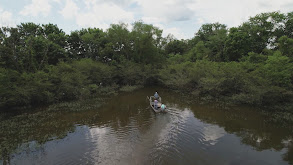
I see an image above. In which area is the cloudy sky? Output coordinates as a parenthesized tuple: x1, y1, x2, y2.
(0, 0, 292, 39)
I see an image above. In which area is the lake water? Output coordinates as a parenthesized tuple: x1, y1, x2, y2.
(0, 87, 292, 165)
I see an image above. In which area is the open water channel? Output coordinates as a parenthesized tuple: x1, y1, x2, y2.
(0, 87, 292, 165)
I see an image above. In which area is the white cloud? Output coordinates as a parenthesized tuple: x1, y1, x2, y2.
(189, 0, 293, 28)
(60, 0, 79, 19)
(60, 0, 134, 30)
(10, 0, 293, 39)
(202, 125, 226, 145)
(140, 22, 187, 39)
(163, 27, 188, 40)
(53, 0, 62, 4)
(142, 17, 163, 25)
(20, 0, 51, 17)
(0, 8, 15, 27)
(135, 0, 194, 24)
(85, 0, 136, 8)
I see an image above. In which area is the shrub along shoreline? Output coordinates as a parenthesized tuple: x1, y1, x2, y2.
(1, 57, 292, 111)
(0, 11, 292, 118)
(1, 58, 292, 124)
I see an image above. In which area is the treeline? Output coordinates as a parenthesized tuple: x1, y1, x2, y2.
(0, 11, 293, 110)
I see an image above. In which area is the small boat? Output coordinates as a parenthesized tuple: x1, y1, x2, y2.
(147, 96, 166, 113)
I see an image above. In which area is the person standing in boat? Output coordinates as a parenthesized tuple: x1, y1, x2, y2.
(154, 91, 160, 100)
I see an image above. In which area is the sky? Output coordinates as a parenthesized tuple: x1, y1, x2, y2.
(0, 0, 292, 39)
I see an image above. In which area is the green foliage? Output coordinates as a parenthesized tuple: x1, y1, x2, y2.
(239, 12, 287, 53)
(187, 41, 209, 61)
(81, 28, 106, 60)
(1, 11, 293, 111)
(196, 23, 227, 42)
(241, 52, 267, 63)
(131, 21, 164, 64)
(159, 61, 196, 88)
(107, 23, 131, 62)
(285, 12, 293, 38)
(159, 57, 293, 107)
(195, 23, 227, 61)
(278, 36, 293, 58)
(1, 13, 293, 163)
(165, 39, 188, 55)
(224, 27, 251, 61)
(119, 85, 143, 92)
(261, 51, 293, 87)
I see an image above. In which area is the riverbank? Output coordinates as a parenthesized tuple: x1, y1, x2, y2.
(2, 80, 293, 125)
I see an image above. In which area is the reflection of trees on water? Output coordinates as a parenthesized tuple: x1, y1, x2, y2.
(0, 108, 79, 164)
(184, 102, 293, 164)
(1, 87, 293, 164)
(284, 141, 293, 165)
(152, 88, 293, 152)
(155, 87, 293, 164)
(151, 89, 293, 164)
(0, 90, 153, 164)
(92, 90, 154, 133)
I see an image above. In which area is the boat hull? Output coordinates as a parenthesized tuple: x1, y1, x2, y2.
(147, 96, 166, 113)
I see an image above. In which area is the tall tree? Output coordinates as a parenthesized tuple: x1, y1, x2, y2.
(278, 36, 293, 58)
(165, 39, 188, 55)
(195, 23, 227, 61)
(67, 31, 85, 59)
(81, 28, 106, 61)
(0, 27, 23, 71)
(240, 12, 286, 53)
(285, 12, 293, 38)
(107, 23, 131, 62)
(130, 21, 163, 64)
(224, 27, 251, 61)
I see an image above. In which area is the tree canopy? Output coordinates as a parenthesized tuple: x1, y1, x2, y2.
(0, 11, 293, 110)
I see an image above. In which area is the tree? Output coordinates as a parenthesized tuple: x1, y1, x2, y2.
(0, 27, 23, 71)
(67, 31, 85, 59)
(42, 24, 68, 65)
(42, 23, 67, 48)
(18, 23, 42, 38)
(81, 28, 106, 61)
(23, 36, 49, 72)
(107, 23, 131, 62)
(195, 23, 227, 61)
(284, 12, 293, 38)
(262, 51, 293, 87)
(187, 41, 209, 61)
(196, 23, 227, 42)
(165, 39, 188, 55)
(224, 27, 251, 61)
(278, 36, 293, 58)
(240, 12, 286, 53)
(130, 21, 164, 64)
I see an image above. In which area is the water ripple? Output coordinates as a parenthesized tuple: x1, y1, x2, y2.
(6, 93, 290, 165)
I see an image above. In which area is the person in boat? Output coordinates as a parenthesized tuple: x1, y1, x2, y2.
(154, 91, 160, 100)
(161, 103, 166, 111)
(154, 99, 158, 110)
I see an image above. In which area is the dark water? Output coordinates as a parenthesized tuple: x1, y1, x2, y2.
(0, 87, 292, 165)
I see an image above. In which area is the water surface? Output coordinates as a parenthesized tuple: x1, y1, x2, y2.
(0, 87, 292, 165)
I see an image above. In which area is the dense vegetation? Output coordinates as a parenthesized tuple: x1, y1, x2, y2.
(0, 11, 293, 112)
